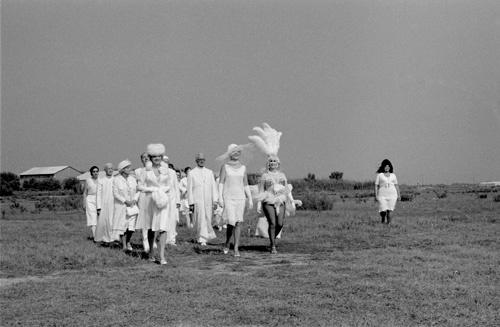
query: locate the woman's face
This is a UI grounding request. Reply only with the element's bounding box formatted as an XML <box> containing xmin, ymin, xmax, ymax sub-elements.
<box><xmin>268</xmin><ymin>158</ymin><xmax>279</xmax><ymax>170</ymax></box>
<box><xmin>91</xmin><ymin>169</ymin><xmax>99</xmax><ymax>179</ymax></box>
<box><xmin>150</xmin><ymin>155</ymin><xmax>163</xmax><ymax>166</ymax></box>
<box><xmin>141</xmin><ymin>153</ymin><xmax>150</xmax><ymax>166</ymax></box>
<box><xmin>384</xmin><ymin>165</ymin><xmax>391</xmax><ymax>172</ymax></box>
<box><xmin>121</xmin><ymin>165</ymin><xmax>131</xmax><ymax>177</ymax></box>
<box><xmin>229</xmin><ymin>150</ymin><xmax>241</xmax><ymax>161</ymax></box>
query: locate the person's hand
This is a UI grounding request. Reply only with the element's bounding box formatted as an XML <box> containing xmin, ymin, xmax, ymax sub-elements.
<box><xmin>247</xmin><ymin>198</ymin><xmax>253</xmax><ymax>210</ymax></box>
<box><xmin>125</xmin><ymin>200</ymin><xmax>134</xmax><ymax>207</ymax></box>
<box><xmin>256</xmin><ymin>201</ymin><xmax>262</xmax><ymax>214</ymax></box>
<box><xmin>189</xmin><ymin>204</ymin><xmax>195</xmax><ymax>213</ymax></box>
<box><xmin>218</xmin><ymin>200</ymin><xmax>224</xmax><ymax>208</ymax></box>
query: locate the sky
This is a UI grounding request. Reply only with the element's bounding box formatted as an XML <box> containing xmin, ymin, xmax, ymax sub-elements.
<box><xmin>2</xmin><ymin>0</ymin><xmax>499</xmax><ymax>185</ymax></box>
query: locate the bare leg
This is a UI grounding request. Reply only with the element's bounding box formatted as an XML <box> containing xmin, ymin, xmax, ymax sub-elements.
<box><xmin>121</xmin><ymin>234</ymin><xmax>127</xmax><ymax>251</ymax></box>
<box><xmin>142</xmin><ymin>229</ymin><xmax>149</xmax><ymax>253</ymax></box>
<box><xmin>275</xmin><ymin>204</ymin><xmax>285</xmax><ymax>240</ymax></box>
<box><xmin>158</xmin><ymin>231</ymin><xmax>167</xmax><ymax>263</ymax></box>
<box><xmin>263</xmin><ymin>204</ymin><xmax>277</xmax><ymax>249</ymax></box>
<box><xmin>234</xmin><ymin>222</ymin><xmax>241</xmax><ymax>256</ymax></box>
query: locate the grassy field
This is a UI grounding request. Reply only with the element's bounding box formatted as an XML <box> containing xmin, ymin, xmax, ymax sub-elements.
<box><xmin>1</xmin><ymin>187</ymin><xmax>499</xmax><ymax>326</ymax></box>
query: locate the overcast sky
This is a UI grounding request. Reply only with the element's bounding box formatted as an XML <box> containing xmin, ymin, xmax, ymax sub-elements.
<box><xmin>2</xmin><ymin>0</ymin><xmax>499</xmax><ymax>185</ymax></box>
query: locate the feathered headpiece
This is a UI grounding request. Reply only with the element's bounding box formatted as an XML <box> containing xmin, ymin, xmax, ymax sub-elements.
<box><xmin>248</xmin><ymin>123</ymin><xmax>282</xmax><ymax>157</ymax></box>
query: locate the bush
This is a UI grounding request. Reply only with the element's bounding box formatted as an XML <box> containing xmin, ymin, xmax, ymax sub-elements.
<box><xmin>477</xmin><ymin>194</ymin><xmax>487</xmax><ymax>199</ymax></box>
<box><xmin>22</xmin><ymin>178</ymin><xmax>61</xmax><ymax>191</ymax></box>
<box><xmin>297</xmin><ymin>191</ymin><xmax>334</xmax><ymax>211</ymax></box>
<box><xmin>400</xmin><ymin>194</ymin><xmax>414</xmax><ymax>202</ymax></box>
<box><xmin>1</xmin><ymin>172</ymin><xmax>21</xmax><ymax>196</ymax></box>
<box><xmin>63</xmin><ymin>177</ymin><xmax>82</xmax><ymax>194</ymax></box>
<box><xmin>493</xmin><ymin>195</ymin><xmax>500</xmax><ymax>202</ymax></box>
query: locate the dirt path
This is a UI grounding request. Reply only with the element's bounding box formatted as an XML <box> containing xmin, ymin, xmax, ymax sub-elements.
<box><xmin>0</xmin><ymin>252</ymin><xmax>315</xmax><ymax>289</ymax></box>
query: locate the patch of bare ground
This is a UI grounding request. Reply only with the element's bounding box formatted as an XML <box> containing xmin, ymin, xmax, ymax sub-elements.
<box><xmin>0</xmin><ymin>252</ymin><xmax>315</xmax><ymax>288</ymax></box>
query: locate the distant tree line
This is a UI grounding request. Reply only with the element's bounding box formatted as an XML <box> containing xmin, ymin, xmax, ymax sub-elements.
<box><xmin>0</xmin><ymin>172</ymin><xmax>81</xmax><ymax>195</ymax></box>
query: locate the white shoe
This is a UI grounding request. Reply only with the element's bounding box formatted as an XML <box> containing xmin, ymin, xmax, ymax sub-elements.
<box><xmin>222</xmin><ymin>224</ymin><xmax>227</xmax><ymax>229</ymax></box>
<box><xmin>153</xmin><ymin>243</ymin><xmax>158</xmax><ymax>249</ymax></box>
<box><xmin>200</xmin><ymin>242</ymin><xmax>207</xmax><ymax>246</ymax></box>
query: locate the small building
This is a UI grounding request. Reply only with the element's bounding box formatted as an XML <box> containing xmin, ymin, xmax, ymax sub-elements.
<box><xmin>20</xmin><ymin>166</ymin><xmax>83</xmax><ymax>182</ymax></box>
<box><xmin>479</xmin><ymin>181</ymin><xmax>500</xmax><ymax>187</ymax></box>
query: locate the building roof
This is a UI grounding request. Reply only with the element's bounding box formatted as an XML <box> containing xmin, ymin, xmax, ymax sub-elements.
<box><xmin>479</xmin><ymin>181</ymin><xmax>500</xmax><ymax>186</ymax></box>
<box><xmin>20</xmin><ymin>166</ymin><xmax>81</xmax><ymax>176</ymax></box>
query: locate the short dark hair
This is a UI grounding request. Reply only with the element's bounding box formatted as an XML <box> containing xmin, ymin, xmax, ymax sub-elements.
<box><xmin>184</xmin><ymin>167</ymin><xmax>191</xmax><ymax>174</ymax></box>
<box><xmin>90</xmin><ymin>166</ymin><xmax>99</xmax><ymax>173</ymax></box>
<box><xmin>376</xmin><ymin>159</ymin><xmax>393</xmax><ymax>174</ymax></box>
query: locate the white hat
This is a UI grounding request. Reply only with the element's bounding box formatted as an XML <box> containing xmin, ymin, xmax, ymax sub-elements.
<box><xmin>117</xmin><ymin>159</ymin><xmax>131</xmax><ymax>172</ymax></box>
<box><xmin>215</xmin><ymin>143</ymin><xmax>254</xmax><ymax>164</ymax></box>
<box><xmin>147</xmin><ymin>143</ymin><xmax>165</xmax><ymax>156</ymax></box>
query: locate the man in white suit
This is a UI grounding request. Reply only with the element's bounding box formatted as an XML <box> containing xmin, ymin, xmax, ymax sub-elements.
<box><xmin>187</xmin><ymin>153</ymin><xmax>218</xmax><ymax>246</ymax></box>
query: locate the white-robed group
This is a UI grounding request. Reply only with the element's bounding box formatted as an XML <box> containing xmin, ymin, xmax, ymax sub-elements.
<box><xmin>87</xmin><ymin>123</ymin><xmax>306</xmax><ymax>264</ymax></box>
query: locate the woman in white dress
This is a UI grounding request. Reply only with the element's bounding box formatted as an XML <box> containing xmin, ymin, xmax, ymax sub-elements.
<box><xmin>144</xmin><ymin>144</ymin><xmax>175</xmax><ymax>265</ymax></box>
<box><xmin>134</xmin><ymin>152</ymin><xmax>153</xmax><ymax>253</ymax></box>
<box><xmin>112</xmin><ymin>160</ymin><xmax>139</xmax><ymax>251</ymax></box>
<box><xmin>82</xmin><ymin>166</ymin><xmax>99</xmax><ymax>240</ymax></box>
<box><xmin>374</xmin><ymin>159</ymin><xmax>401</xmax><ymax>224</ymax></box>
<box><xmin>217</xmin><ymin>144</ymin><xmax>253</xmax><ymax>257</ymax></box>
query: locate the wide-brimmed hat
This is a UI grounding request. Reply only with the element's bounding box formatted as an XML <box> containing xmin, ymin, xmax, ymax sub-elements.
<box><xmin>147</xmin><ymin>143</ymin><xmax>165</xmax><ymax>156</ymax></box>
<box><xmin>117</xmin><ymin>159</ymin><xmax>131</xmax><ymax>172</ymax></box>
<box><xmin>215</xmin><ymin>143</ymin><xmax>255</xmax><ymax>164</ymax></box>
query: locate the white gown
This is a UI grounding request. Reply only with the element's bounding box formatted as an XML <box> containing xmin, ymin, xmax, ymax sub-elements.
<box><xmin>187</xmin><ymin>166</ymin><xmax>218</xmax><ymax>243</ymax></box>
<box><xmin>95</xmin><ymin>176</ymin><xmax>114</xmax><ymax>242</ymax></box>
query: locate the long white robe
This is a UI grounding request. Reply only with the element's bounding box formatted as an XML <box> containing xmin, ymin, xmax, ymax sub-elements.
<box><xmin>95</xmin><ymin>176</ymin><xmax>114</xmax><ymax>242</ymax></box>
<box><xmin>112</xmin><ymin>175</ymin><xmax>139</xmax><ymax>238</ymax></box>
<box><xmin>187</xmin><ymin>166</ymin><xmax>218</xmax><ymax>243</ymax></box>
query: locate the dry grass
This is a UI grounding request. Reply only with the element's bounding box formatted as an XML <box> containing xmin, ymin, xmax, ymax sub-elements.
<box><xmin>1</xmin><ymin>189</ymin><xmax>499</xmax><ymax>326</ymax></box>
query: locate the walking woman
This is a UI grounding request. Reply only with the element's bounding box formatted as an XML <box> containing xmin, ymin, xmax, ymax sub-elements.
<box><xmin>83</xmin><ymin>166</ymin><xmax>99</xmax><ymax>240</ymax></box>
<box><xmin>374</xmin><ymin>159</ymin><xmax>401</xmax><ymax>224</ymax></box>
<box><xmin>144</xmin><ymin>143</ymin><xmax>175</xmax><ymax>265</ymax></box>
<box><xmin>135</xmin><ymin>152</ymin><xmax>153</xmax><ymax>253</ymax></box>
<box><xmin>112</xmin><ymin>160</ymin><xmax>139</xmax><ymax>251</ymax></box>
<box><xmin>217</xmin><ymin>144</ymin><xmax>253</xmax><ymax>257</ymax></box>
<box><xmin>256</xmin><ymin>156</ymin><xmax>288</xmax><ymax>254</ymax></box>
<box><xmin>248</xmin><ymin>123</ymin><xmax>290</xmax><ymax>254</ymax></box>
